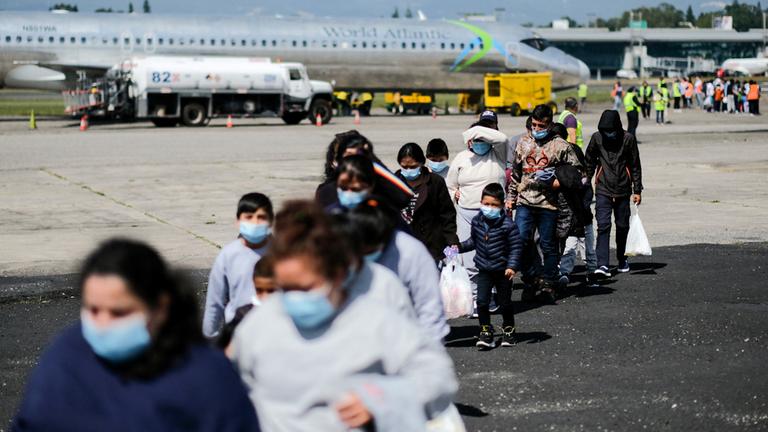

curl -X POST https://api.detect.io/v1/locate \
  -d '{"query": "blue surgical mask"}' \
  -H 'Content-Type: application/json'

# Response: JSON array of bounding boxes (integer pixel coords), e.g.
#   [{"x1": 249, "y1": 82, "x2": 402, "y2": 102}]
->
[
  {"x1": 471, "y1": 141, "x2": 491, "y2": 156},
  {"x1": 400, "y1": 167, "x2": 421, "y2": 181},
  {"x1": 532, "y1": 129, "x2": 549, "y2": 140},
  {"x1": 239, "y1": 221, "x2": 270, "y2": 245},
  {"x1": 282, "y1": 288, "x2": 336, "y2": 330},
  {"x1": 337, "y1": 188, "x2": 369, "y2": 209},
  {"x1": 481, "y1": 206, "x2": 502, "y2": 219},
  {"x1": 364, "y1": 249, "x2": 383, "y2": 263},
  {"x1": 81, "y1": 311, "x2": 151, "y2": 363},
  {"x1": 427, "y1": 160, "x2": 449, "y2": 172}
]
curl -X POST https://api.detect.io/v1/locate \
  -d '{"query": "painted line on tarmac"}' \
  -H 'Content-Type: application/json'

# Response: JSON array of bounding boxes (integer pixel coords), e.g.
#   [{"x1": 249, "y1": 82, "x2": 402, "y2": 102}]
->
[{"x1": 39, "y1": 167, "x2": 222, "y2": 250}]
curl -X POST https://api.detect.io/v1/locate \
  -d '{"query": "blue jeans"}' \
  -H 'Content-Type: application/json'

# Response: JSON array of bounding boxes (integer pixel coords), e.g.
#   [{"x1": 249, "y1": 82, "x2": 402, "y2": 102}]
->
[
  {"x1": 515, "y1": 205, "x2": 559, "y2": 282},
  {"x1": 595, "y1": 194, "x2": 631, "y2": 268}
]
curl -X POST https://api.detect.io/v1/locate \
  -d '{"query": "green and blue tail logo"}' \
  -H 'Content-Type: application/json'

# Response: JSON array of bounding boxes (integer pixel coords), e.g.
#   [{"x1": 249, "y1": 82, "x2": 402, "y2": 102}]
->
[{"x1": 447, "y1": 20, "x2": 511, "y2": 72}]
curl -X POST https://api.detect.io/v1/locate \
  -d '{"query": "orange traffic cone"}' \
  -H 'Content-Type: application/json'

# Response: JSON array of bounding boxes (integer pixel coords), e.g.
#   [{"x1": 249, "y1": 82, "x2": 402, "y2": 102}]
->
[
  {"x1": 226, "y1": 115, "x2": 234, "y2": 128},
  {"x1": 79, "y1": 114, "x2": 88, "y2": 131},
  {"x1": 353, "y1": 110, "x2": 361, "y2": 125},
  {"x1": 315, "y1": 113, "x2": 323, "y2": 127}
]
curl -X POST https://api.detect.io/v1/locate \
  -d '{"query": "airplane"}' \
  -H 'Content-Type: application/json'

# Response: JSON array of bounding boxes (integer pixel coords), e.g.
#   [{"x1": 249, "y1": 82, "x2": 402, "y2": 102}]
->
[
  {"x1": 0, "y1": 11, "x2": 590, "y2": 93},
  {"x1": 721, "y1": 57, "x2": 768, "y2": 76}
]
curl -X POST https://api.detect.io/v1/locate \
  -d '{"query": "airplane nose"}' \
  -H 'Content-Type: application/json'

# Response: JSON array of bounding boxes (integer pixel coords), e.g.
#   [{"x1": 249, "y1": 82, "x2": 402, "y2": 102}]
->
[{"x1": 578, "y1": 60, "x2": 590, "y2": 81}]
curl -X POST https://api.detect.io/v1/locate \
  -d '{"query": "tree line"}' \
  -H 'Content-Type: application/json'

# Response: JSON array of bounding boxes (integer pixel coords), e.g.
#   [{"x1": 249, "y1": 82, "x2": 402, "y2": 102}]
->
[{"x1": 49, "y1": 1, "x2": 151, "y2": 13}]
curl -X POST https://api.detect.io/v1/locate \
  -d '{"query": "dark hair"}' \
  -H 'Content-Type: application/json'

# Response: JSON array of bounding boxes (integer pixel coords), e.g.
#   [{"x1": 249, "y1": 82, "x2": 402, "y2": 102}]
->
[
  {"x1": 426, "y1": 138, "x2": 449, "y2": 158},
  {"x1": 272, "y1": 200, "x2": 353, "y2": 280},
  {"x1": 237, "y1": 192, "x2": 274, "y2": 220},
  {"x1": 397, "y1": 142, "x2": 426, "y2": 165},
  {"x1": 532, "y1": 104, "x2": 553, "y2": 123},
  {"x1": 481, "y1": 183, "x2": 505, "y2": 203},
  {"x1": 550, "y1": 123, "x2": 568, "y2": 140},
  {"x1": 564, "y1": 97, "x2": 578, "y2": 110},
  {"x1": 337, "y1": 155, "x2": 376, "y2": 188},
  {"x1": 253, "y1": 254, "x2": 274, "y2": 279},
  {"x1": 324, "y1": 130, "x2": 383, "y2": 181},
  {"x1": 79, "y1": 238, "x2": 202, "y2": 379},
  {"x1": 525, "y1": 116, "x2": 532, "y2": 131},
  {"x1": 347, "y1": 198, "x2": 397, "y2": 250},
  {"x1": 216, "y1": 304, "x2": 253, "y2": 350},
  {"x1": 470, "y1": 118, "x2": 498, "y2": 130}
]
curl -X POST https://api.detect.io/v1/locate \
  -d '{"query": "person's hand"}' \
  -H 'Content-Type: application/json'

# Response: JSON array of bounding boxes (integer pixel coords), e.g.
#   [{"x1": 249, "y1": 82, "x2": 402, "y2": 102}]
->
[
  {"x1": 505, "y1": 199, "x2": 515, "y2": 210},
  {"x1": 454, "y1": 189, "x2": 461, "y2": 202},
  {"x1": 335, "y1": 393, "x2": 373, "y2": 429},
  {"x1": 505, "y1": 268, "x2": 516, "y2": 280},
  {"x1": 443, "y1": 245, "x2": 460, "y2": 259},
  {"x1": 552, "y1": 178, "x2": 561, "y2": 190},
  {"x1": 632, "y1": 194, "x2": 642, "y2": 205}
]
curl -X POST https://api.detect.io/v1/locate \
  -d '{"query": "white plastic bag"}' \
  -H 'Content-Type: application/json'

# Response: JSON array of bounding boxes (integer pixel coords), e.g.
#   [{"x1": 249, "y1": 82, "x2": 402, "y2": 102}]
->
[
  {"x1": 625, "y1": 205, "x2": 652, "y2": 256},
  {"x1": 427, "y1": 404, "x2": 467, "y2": 432},
  {"x1": 440, "y1": 259, "x2": 473, "y2": 319}
]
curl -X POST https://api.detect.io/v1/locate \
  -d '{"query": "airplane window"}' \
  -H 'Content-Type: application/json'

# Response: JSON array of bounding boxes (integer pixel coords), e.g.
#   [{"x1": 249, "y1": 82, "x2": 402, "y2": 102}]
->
[
  {"x1": 469, "y1": 43, "x2": 474, "y2": 49},
  {"x1": 520, "y1": 38, "x2": 551, "y2": 51},
  {"x1": 450, "y1": 42, "x2": 455, "y2": 49},
  {"x1": 210, "y1": 39, "x2": 216, "y2": 45},
  {"x1": 480, "y1": 43, "x2": 484, "y2": 49},
  {"x1": 262, "y1": 40, "x2": 267, "y2": 47},
  {"x1": 158, "y1": 38, "x2": 164, "y2": 45},
  {"x1": 17, "y1": 36, "x2": 22, "y2": 43},
  {"x1": 147, "y1": 38, "x2": 153, "y2": 45},
  {"x1": 321, "y1": 40, "x2": 327, "y2": 48},
  {"x1": 221, "y1": 39, "x2": 226, "y2": 45},
  {"x1": 200, "y1": 39, "x2": 206, "y2": 45},
  {"x1": 251, "y1": 39, "x2": 257, "y2": 46},
  {"x1": 169, "y1": 38, "x2": 174, "y2": 45},
  {"x1": 302, "y1": 40, "x2": 307, "y2": 47},
  {"x1": 81, "y1": 36, "x2": 86, "y2": 44},
  {"x1": 292, "y1": 40, "x2": 297, "y2": 47},
  {"x1": 382, "y1": 42, "x2": 387, "y2": 48},
  {"x1": 401, "y1": 42, "x2": 406, "y2": 49},
  {"x1": 460, "y1": 43, "x2": 464, "y2": 49},
  {"x1": 27, "y1": 36, "x2": 32, "y2": 42},
  {"x1": 241, "y1": 39, "x2": 247, "y2": 46},
  {"x1": 179, "y1": 39, "x2": 185, "y2": 46},
  {"x1": 5, "y1": 36, "x2": 10, "y2": 43},
  {"x1": 189, "y1": 38, "x2": 194, "y2": 44},
  {"x1": 102, "y1": 38, "x2": 108, "y2": 44},
  {"x1": 352, "y1": 41, "x2": 357, "y2": 48},
  {"x1": 113, "y1": 37, "x2": 118, "y2": 44},
  {"x1": 411, "y1": 42, "x2": 416, "y2": 49},
  {"x1": 440, "y1": 42, "x2": 445, "y2": 49},
  {"x1": 38, "y1": 36, "x2": 43, "y2": 43},
  {"x1": 362, "y1": 41, "x2": 367, "y2": 48},
  {"x1": 136, "y1": 37, "x2": 141, "y2": 44},
  {"x1": 230, "y1": 39, "x2": 236, "y2": 46},
  {"x1": 271, "y1": 40, "x2": 276, "y2": 47},
  {"x1": 372, "y1": 41, "x2": 377, "y2": 48},
  {"x1": 421, "y1": 42, "x2": 426, "y2": 49},
  {"x1": 61, "y1": 36, "x2": 66, "y2": 43},
  {"x1": 332, "y1": 41, "x2": 337, "y2": 48},
  {"x1": 49, "y1": 36, "x2": 55, "y2": 43}
]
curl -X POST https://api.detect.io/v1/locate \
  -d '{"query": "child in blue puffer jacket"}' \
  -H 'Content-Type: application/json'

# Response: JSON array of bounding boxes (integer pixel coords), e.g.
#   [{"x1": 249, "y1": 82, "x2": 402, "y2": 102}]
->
[{"x1": 455, "y1": 183, "x2": 523, "y2": 350}]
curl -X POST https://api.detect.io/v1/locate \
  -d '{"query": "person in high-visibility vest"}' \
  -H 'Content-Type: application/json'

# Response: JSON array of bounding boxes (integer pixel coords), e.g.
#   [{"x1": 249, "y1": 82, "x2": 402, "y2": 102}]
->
[
  {"x1": 747, "y1": 80, "x2": 761, "y2": 115},
  {"x1": 360, "y1": 92, "x2": 374, "y2": 116},
  {"x1": 639, "y1": 81, "x2": 652, "y2": 120},
  {"x1": 684, "y1": 78, "x2": 694, "y2": 109},
  {"x1": 334, "y1": 91, "x2": 350, "y2": 116},
  {"x1": 577, "y1": 83, "x2": 588, "y2": 111},
  {"x1": 654, "y1": 80, "x2": 669, "y2": 124},
  {"x1": 624, "y1": 87, "x2": 641, "y2": 137},
  {"x1": 557, "y1": 97, "x2": 584, "y2": 148},
  {"x1": 672, "y1": 78, "x2": 682, "y2": 111}
]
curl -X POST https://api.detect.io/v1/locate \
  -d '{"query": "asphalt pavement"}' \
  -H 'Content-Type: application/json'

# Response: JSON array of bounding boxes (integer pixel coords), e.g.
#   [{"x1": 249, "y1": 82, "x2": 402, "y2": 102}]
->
[{"x1": 2, "y1": 243, "x2": 766, "y2": 431}]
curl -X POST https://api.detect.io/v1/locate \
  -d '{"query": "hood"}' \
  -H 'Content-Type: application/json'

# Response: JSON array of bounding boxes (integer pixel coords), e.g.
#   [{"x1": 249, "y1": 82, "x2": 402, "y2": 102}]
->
[{"x1": 598, "y1": 110, "x2": 623, "y2": 132}]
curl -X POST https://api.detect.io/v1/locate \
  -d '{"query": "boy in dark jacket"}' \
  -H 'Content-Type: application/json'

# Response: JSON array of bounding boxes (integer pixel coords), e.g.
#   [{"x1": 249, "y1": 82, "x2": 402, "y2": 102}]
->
[
  {"x1": 585, "y1": 110, "x2": 643, "y2": 277},
  {"x1": 456, "y1": 183, "x2": 523, "y2": 350}
]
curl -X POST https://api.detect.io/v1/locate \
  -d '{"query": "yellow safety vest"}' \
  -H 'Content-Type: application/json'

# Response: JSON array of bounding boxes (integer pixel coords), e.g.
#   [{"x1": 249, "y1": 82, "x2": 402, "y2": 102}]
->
[
  {"x1": 361, "y1": 92, "x2": 374, "y2": 102},
  {"x1": 672, "y1": 84, "x2": 681, "y2": 98},
  {"x1": 577, "y1": 84, "x2": 588, "y2": 98},
  {"x1": 642, "y1": 85, "x2": 652, "y2": 98},
  {"x1": 335, "y1": 91, "x2": 349, "y2": 101},
  {"x1": 655, "y1": 88, "x2": 668, "y2": 111},
  {"x1": 624, "y1": 92, "x2": 639, "y2": 112},
  {"x1": 557, "y1": 110, "x2": 583, "y2": 148}
]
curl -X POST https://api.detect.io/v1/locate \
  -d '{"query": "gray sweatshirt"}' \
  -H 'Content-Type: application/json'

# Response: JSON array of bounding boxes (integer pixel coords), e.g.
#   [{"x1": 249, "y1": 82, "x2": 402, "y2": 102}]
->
[
  {"x1": 232, "y1": 292, "x2": 458, "y2": 432},
  {"x1": 203, "y1": 239, "x2": 268, "y2": 338},
  {"x1": 377, "y1": 230, "x2": 449, "y2": 342}
]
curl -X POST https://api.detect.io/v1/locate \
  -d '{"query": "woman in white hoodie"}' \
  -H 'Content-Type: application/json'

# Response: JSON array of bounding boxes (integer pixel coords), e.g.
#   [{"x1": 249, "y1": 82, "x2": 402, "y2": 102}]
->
[{"x1": 445, "y1": 115, "x2": 509, "y2": 288}]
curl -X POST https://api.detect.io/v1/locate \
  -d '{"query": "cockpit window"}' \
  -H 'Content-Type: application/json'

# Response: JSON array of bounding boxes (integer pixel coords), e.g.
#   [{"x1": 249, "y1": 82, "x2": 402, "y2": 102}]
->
[{"x1": 521, "y1": 38, "x2": 551, "y2": 51}]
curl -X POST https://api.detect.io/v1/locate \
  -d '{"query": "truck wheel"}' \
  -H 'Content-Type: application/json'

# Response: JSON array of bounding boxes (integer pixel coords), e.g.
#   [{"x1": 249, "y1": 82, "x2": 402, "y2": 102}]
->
[
  {"x1": 509, "y1": 103, "x2": 521, "y2": 117},
  {"x1": 151, "y1": 118, "x2": 178, "y2": 128},
  {"x1": 547, "y1": 101, "x2": 558, "y2": 115},
  {"x1": 181, "y1": 103, "x2": 207, "y2": 127},
  {"x1": 308, "y1": 99, "x2": 333, "y2": 124},
  {"x1": 281, "y1": 112, "x2": 305, "y2": 125}
]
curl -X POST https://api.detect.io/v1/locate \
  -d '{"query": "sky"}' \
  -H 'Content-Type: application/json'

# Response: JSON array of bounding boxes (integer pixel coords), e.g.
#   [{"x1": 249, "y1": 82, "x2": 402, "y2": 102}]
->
[{"x1": 0, "y1": 0, "x2": 764, "y2": 27}]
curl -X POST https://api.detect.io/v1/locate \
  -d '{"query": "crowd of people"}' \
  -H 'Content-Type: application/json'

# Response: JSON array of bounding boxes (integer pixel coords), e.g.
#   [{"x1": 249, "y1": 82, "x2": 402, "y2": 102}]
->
[{"x1": 12, "y1": 102, "x2": 644, "y2": 431}]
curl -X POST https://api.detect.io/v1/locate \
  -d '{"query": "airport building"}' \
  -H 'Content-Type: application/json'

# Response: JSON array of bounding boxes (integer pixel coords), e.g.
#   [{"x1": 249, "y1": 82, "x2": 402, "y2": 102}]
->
[{"x1": 535, "y1": 27, "x2": 768, "y2": 78}]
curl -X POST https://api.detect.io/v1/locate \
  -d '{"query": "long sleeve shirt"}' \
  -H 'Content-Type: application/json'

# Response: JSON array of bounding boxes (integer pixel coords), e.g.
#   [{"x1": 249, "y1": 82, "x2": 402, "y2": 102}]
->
[
  {"x1": 445, "y1": 126, "x2": 508, "y2": 209},
  {"x1": 203, "y1": 239, "x2": 268, "y2": 338}
]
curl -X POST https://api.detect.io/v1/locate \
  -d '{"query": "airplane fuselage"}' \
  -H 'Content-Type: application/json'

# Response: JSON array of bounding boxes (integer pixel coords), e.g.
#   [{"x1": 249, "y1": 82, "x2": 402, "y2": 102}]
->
[{"x1": 0, "y1": 12, "x2": 590, "y2": 92}]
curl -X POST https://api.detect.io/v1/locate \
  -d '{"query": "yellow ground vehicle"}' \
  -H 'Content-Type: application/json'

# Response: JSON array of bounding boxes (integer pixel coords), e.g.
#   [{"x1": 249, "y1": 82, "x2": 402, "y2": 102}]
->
[
  {"x1": 484, "y1": 72, "x2": 557, "y2": 116},
  {"x1": 385, "y1": 92, "x2": 434, "y2": 114}
]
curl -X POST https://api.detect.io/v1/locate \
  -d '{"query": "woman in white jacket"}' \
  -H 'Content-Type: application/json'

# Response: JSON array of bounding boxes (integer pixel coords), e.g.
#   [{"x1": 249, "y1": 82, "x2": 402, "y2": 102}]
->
[{"x1": 445, "y1": 118, "x2": 509, "y2": 290}]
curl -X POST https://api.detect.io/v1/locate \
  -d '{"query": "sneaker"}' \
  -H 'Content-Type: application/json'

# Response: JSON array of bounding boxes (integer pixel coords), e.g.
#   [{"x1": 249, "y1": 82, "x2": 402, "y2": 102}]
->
[
  {"x1": 489, "y1": 299, "x2": 501, "y2": 314},
  {"x1": 616, "y1": 260, "x2": 630, "y2": 273},
  {"x1": 594, "y1": 266, "x2": 611, "y2": 278},
  {"x1": 557, "y1": 274, "x2": 570, "y2": 290},
  {"x1": 476, "y1": 325, "x2": 496, "y2": 350},
  {"x1": 538, "y1": 280, "x2": 557, "y2": 304},
  {"x1": 586, "y1": 275, "x2": 601, "y2": 288},
  {"x1": 501, "y1": 326, "x2": 517, "y2": 347}
]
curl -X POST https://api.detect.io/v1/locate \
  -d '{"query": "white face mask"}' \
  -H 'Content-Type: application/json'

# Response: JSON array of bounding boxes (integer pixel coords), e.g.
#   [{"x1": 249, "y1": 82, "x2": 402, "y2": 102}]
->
[{"x1": 251, "y1": 295, "x2": 262, "y2": 307}]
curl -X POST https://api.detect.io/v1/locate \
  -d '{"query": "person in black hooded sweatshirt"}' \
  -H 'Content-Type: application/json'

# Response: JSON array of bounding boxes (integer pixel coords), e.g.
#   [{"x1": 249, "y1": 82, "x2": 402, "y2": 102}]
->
[{"x1": 585, "y1": 110, "x2": 643, "y2": 277}]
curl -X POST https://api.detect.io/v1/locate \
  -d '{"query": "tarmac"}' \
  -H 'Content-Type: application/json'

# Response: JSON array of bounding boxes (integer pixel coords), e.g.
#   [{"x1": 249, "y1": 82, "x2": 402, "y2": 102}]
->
[{"x1": 1, "y1": 106, "x2": 767, "y2": 430}]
